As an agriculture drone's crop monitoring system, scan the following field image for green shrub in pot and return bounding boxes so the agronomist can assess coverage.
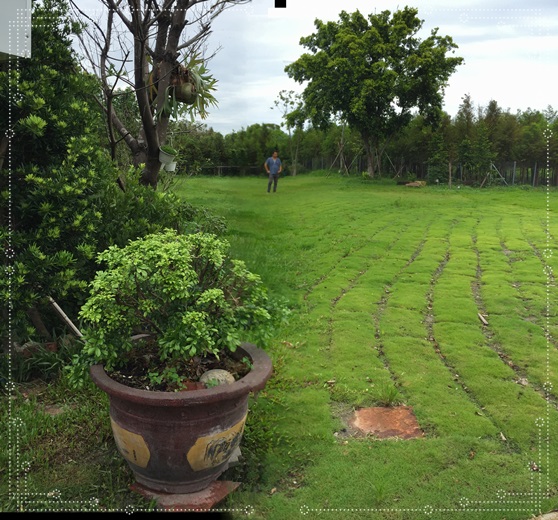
[66,229,288,390]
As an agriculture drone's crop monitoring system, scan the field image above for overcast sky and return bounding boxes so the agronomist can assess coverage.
[74,0,558,135]
[201,0,558,135]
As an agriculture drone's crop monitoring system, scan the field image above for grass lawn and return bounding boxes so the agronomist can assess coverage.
[2,172,557,519]
[174,173,558,520]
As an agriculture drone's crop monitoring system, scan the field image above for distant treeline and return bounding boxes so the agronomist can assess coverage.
[143,95,557,186]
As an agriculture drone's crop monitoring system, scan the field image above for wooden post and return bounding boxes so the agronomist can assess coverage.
[48,296,83,337]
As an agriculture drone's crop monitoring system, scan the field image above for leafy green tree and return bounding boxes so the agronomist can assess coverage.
[481,99,502,144]
[516,108,547,167]
[454,93,476,144]
[167,121,227,176]
[285,7,463,177]
[273,90,306,176]
[321,123,363,174]
[548,108,558,172]
[472,122,496,184]
[427,131,449,184]
[386,113,433,179]
[224,124,287,175]
[457,137,474,182]
[491,110,521,164]
[296,126,326,170]
[0,0,102,174]
[477,101,521,165]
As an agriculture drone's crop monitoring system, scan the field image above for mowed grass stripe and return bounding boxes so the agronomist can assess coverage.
[325,221,443,406]
[303,220,428,404]
[492,216,558,406]
[373,216,499,438]
[431,213,557,446]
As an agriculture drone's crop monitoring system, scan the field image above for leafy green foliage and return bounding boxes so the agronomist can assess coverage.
[223,123,286,174]
[0,0,228,348]
[4,137,108,341]
[66,230,289,388]
[427,131,449,183]
[285,7,464,176]
[159,145,178,156]
[167,121,228,175]
[0,0,103,170]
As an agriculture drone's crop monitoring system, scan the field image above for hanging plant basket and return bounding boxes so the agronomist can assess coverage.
[173,81,197,105]
[148,53,218,121]
[164,161,177,172]
[159,145,178,165]
[170,66,197,105]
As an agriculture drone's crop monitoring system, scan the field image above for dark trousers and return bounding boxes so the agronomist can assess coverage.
[267,173,278,192]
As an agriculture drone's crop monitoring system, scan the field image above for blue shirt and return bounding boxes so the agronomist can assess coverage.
[266,156,282,175]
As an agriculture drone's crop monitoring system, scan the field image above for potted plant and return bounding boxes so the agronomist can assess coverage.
[163,159,177,172]
[66,229,288,494]
[158,144,178,166]
[149,52,218,122]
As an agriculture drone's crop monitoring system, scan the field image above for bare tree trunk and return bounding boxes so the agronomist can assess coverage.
[27,306,53,341]
[141,155,164,188]
[363,138,376,178]
[74,0,224,190]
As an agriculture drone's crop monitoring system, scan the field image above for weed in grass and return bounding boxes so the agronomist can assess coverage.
[1,334,83,386]
[366,478,388,506]
[375,383,404,407]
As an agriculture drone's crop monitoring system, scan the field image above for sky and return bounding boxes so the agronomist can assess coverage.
[201,0,558,135]
[73,0,558,136]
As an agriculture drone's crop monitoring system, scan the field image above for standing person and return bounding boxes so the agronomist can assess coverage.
[264,150,282,193]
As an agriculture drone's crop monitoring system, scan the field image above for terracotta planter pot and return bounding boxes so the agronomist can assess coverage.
[90,343,272,494]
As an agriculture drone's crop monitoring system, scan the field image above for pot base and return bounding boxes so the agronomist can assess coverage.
[130,480,240,512]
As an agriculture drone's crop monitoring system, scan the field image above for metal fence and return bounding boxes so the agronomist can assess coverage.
[197,159,557,186]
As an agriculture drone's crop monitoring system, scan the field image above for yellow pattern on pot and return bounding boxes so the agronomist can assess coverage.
[187,414,247,471]
[110,418,151,468]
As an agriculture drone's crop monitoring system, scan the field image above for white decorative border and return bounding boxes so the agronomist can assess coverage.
[6,3,554,516]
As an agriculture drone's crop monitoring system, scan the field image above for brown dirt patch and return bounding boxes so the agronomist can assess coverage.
[332,403,424,440]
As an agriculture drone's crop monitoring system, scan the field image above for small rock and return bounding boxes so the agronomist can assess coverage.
[200,369,235,386]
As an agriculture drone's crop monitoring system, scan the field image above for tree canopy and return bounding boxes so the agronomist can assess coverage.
[285,7,464,177]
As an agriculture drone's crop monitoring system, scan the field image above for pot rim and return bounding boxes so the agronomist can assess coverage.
[89,342,272,407]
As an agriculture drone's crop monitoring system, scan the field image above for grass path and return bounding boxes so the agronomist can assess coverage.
[174,174,558,520]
